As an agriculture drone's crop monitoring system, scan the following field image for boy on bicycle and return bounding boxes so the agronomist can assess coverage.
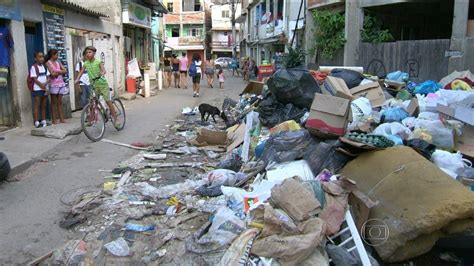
[74,46,119,127]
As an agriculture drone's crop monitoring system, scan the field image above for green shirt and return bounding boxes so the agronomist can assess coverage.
[84,58,108,89]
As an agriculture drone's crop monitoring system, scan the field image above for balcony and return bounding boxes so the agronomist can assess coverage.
[211,41,240,52]
[164,12,205,25]
[165,36,204,50]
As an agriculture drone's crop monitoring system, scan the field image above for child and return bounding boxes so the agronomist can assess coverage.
[191,53,202,97]
[45,49,67,124]
[75,50,90,108]
[30,52,50,128]
[218,69,225,89]
[75,46,118,127]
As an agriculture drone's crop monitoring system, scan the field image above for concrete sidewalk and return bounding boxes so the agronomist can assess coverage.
[0,115,82,177]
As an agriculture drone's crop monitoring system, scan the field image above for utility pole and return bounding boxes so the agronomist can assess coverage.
[230,0,237,58]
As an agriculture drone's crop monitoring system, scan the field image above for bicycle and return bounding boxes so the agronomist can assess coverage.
[80,77,126,142]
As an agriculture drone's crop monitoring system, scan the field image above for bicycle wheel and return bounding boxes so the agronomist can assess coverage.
[81,103,106,142]
[111,98,126,131]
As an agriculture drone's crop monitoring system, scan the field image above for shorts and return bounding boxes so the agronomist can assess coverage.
[32,90,47,97]
[164,66,172,72]
[173,71,180,76]
[180,70,187,74]
[49,85,66,95]
[205,68,214,75]
[192,74,201,84]
[93,85,111,101]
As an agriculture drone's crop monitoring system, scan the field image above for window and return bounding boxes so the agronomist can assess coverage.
[223,31,228,36]
[171,27,180,37]
[167,3,173,13]
[222,10,230,18]
[194,0,201,11]
[189,28,203,37]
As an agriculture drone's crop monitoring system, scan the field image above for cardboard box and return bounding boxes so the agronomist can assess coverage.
[350,82,386,107]
[306,93,351,138]
[406,98,420,117]
[455,125,474,158]
[189,128,228,147]
[321,76,353,100]
[241,81,264,95]
[437,104,474,126]
[384,80,406,91]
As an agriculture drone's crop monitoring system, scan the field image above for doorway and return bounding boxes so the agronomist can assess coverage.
[24,21,50,121]
[0,19,14,129]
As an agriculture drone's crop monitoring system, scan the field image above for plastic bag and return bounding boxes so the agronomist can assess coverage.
[414,119,454,149]
[330,68,365,88]
[386,71,409,82]
[205,169,246,187]
[104,237,130,257]
[381,107,409,123]
[432,150,466,178]
[373,122,413,140]
[202,206,245,245]
[417,112,439,121]
[216,153,243,172]
[414,80,441,95]
[348,97,372,130]
[257,92,306,127]
[304,141,352,176]
[262,129,314,165]
[267,68,321,109]
[405,139,437,159]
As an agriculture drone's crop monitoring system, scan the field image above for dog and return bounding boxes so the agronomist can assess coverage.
[199,103,228,123]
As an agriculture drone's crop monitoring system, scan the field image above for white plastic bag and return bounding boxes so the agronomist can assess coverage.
[432,150,465,178]
[417,112,439,121]
[414,119,454,150]
[348,97,372,130]
[204,206,246,245]
[104,237,130,256]
[373,122,413,140]
[205,169,246,187]
[127,58,141,79]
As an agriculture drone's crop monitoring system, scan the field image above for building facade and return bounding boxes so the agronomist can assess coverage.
[162,0,205,64]
[238,0,303,67]
[209,3,240,58]
[0,0,124,128]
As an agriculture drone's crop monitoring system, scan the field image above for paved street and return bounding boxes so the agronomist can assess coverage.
[0,72,246,264]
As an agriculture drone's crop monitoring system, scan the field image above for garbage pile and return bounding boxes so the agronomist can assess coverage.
[36,67,474,265]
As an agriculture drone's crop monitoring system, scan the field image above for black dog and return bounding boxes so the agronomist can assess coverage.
[199,103,228,123]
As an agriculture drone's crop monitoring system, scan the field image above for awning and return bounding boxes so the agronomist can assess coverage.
[235,13,246,23]
[259,36,280,44]
[44,0,108,17]
[164,45,205,51]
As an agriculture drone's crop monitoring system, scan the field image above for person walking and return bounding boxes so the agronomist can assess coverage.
[171,54,180,88]
[191,53,202,97]
[218,69,225,89]
[45,49,67,124]
[179,52,188,89]
[163,55,172,88]
[205,56,215,88]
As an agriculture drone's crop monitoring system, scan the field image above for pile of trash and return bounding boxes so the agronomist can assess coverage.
[35,67,474,265]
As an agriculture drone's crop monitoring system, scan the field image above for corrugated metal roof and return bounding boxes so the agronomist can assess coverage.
[48,0,109,17]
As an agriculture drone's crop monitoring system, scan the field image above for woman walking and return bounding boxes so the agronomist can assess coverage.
[163,55,172,88]
[171,54,180,88]
[205,56,215,88]
[191,53,202,97]
[179,52,188,89]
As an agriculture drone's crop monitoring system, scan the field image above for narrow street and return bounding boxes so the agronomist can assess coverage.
[0,73,246,264]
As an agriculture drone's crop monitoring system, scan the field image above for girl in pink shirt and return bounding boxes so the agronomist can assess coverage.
[45,49,67,124]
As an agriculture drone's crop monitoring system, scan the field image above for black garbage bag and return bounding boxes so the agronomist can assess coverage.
[304,140,352,175]
[257,92,307,127]
[330,68,365,89]
[216,153,243,172]
[262,129,315,165]
[0,152,11,182]
[405,139,437,160]
[267,68,320,109]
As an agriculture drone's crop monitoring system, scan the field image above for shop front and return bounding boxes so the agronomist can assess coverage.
[0,1,21,129]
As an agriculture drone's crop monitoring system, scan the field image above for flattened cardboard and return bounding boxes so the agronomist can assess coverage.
[226,123,246,152]
[241,81,264,95]
[384,80,406,91]
[437,104,474,126]
[322,76,353,100]
[189,128,228,147]
[350,82,386,107]
[306,93,351,138]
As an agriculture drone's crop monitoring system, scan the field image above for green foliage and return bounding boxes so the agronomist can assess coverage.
[311,10,346,59]
[361,15,394,43]
[284,46,306,68]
